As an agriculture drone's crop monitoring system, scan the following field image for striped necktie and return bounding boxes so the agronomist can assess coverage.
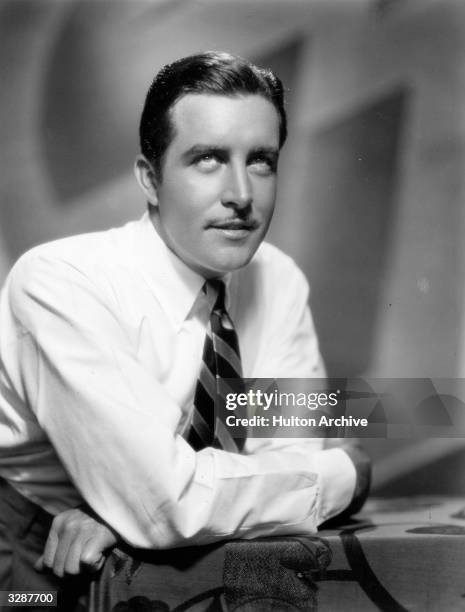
[186,279,245,452]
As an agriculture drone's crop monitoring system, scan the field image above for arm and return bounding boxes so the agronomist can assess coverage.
[5,251,354,550]
[240,253,364,521]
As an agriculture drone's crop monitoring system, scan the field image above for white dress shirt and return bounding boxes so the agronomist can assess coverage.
[0,213,355,548]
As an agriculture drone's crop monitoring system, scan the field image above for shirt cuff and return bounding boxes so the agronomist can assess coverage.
[313,448,356,523]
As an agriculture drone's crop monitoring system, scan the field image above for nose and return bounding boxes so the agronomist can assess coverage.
[221,162,253,210]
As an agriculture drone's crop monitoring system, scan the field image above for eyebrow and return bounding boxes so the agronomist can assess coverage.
[182,145,226,161]
[249,146,280,157]
[182,144,279,161]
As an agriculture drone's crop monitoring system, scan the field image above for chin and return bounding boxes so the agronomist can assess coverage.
[214,251,256,274]
[195,241,260,277]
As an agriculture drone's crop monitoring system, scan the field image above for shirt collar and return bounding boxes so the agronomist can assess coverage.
[132,212,232,329]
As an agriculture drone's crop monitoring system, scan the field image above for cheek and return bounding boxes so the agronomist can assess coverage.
[157,183,196,224]
[254,180,277,214]
[167,209,199,246]
[168,176,219,215]
[163,201,205,249]
[183,171,220,194]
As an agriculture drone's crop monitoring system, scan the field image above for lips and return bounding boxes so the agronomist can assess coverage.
[209,219,258,231]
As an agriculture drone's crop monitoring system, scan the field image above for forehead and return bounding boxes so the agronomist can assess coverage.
[168,93,280,150]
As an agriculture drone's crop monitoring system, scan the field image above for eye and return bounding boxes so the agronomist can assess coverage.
[248,154,278,176]
[194,153,222,172]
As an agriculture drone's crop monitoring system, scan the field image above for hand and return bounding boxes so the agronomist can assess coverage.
[341,442,371,514]
[326,439,371,516]
[35,505,120,577]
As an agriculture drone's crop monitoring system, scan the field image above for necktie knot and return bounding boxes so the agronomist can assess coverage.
[204,279,226,314]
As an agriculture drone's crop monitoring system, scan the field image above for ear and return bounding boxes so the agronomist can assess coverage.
[134,155,159,206]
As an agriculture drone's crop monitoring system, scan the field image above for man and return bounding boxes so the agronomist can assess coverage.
[0,52,369,603]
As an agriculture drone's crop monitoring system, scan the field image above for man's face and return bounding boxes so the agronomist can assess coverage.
[149,93,280,278]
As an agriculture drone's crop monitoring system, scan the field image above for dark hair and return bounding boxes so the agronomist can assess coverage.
[139,51,287,179]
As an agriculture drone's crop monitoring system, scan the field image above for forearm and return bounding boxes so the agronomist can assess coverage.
[136,445,355,547]
[38,444,357,577]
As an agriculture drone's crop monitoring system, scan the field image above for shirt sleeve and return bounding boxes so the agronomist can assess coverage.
[242,250,356,520]
[4,251,354,548]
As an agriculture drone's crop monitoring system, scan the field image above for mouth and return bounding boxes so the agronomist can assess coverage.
[208,219,259,240]
[209,219,259,230]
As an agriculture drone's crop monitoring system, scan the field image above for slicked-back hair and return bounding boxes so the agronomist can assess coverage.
[139,51,287,180]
